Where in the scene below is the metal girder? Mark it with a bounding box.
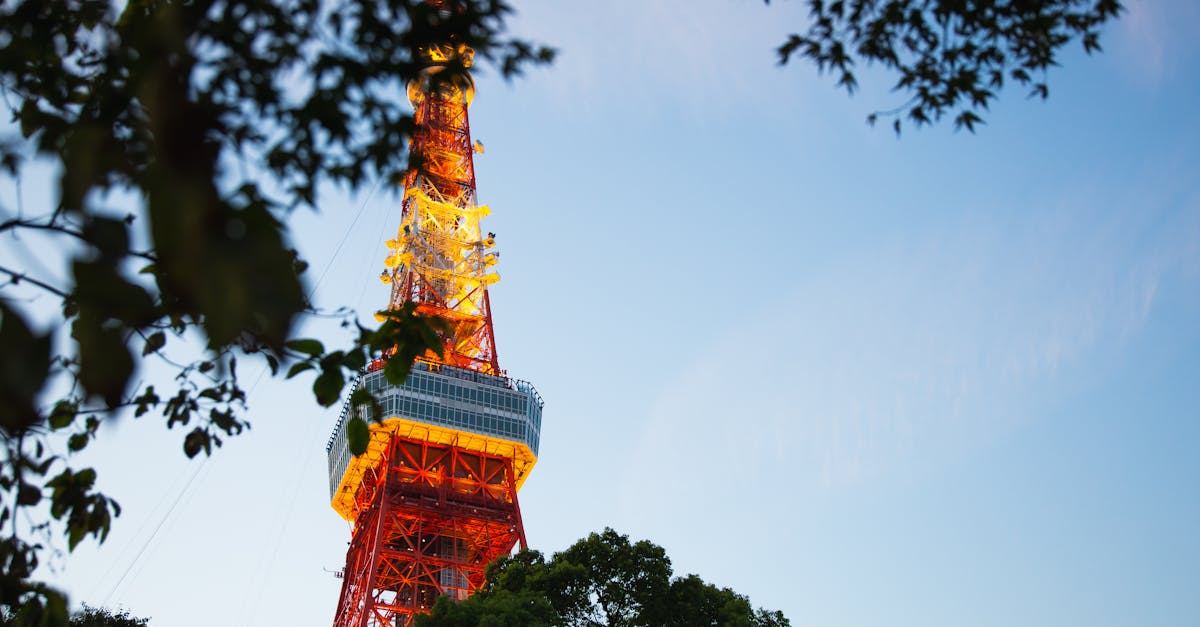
[382,85,499,375]
[331,433,526,627]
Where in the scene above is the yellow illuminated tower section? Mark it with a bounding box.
[324,29,543,627]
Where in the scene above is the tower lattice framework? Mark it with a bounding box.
[325,28,542,627]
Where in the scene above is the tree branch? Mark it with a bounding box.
[0,217,157,261]
[0,264,69,298]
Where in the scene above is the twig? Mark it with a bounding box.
[0,265,68,298]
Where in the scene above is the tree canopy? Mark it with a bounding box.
[1,605,148,627]
[415,529,789,627]
[771,0,1125,132]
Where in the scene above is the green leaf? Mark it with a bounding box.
[349,386,373,408]
[383,352,412,386]
[319,350,345,370]
[286,338,325,356]
[313,367,345,406]
[343,346,366,371]
[286,361,315,379]
[74,468,96,487]
[48,401,78,430]
[68,524,88,551]
[68,433,90,452]
[347,417,370,456]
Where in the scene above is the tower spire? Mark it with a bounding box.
[381,38,500,374]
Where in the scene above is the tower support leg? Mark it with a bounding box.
[332,434,526,627]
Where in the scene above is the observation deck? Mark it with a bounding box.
[325,360,543,521]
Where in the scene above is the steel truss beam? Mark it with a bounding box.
[332,434,526,627]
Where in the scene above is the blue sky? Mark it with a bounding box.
[36,1,1200,626]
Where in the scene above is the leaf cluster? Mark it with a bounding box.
[416,528,790,627]
[285,302,447,456]
[1,604,149,627]
[0,0,551,624]
[772,0,1123,132]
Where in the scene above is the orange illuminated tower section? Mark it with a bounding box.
[324,31,543,627]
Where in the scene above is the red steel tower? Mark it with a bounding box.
[324,29,543,627]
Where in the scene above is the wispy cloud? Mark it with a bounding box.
[1113,0,1200,86]
[623,195,1199,519]
[498,0,810,120]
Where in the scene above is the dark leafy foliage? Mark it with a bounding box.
[2,604,149,627]
[66,606,148,627]
[416,528,790,627]
[0,0,551,624]
[771,0,1124,132]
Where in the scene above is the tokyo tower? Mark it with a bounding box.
[324,20,543,627]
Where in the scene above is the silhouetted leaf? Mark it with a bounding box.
[347,417,370,456]
[71,311,134,408]
[48,402,78,430]
[132,386,160,418]
[0,303,52,433]
[313,367,345,407]
[183,428,209,458]
[343,346,367,372]
[17,483,41,506]
[383,352,412,387]
[72,260,156,327]
[286,338,325,356]
[142,331,165,356]
[83,216,130,260]
[67,434,89,452]
[286,362,315,379]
